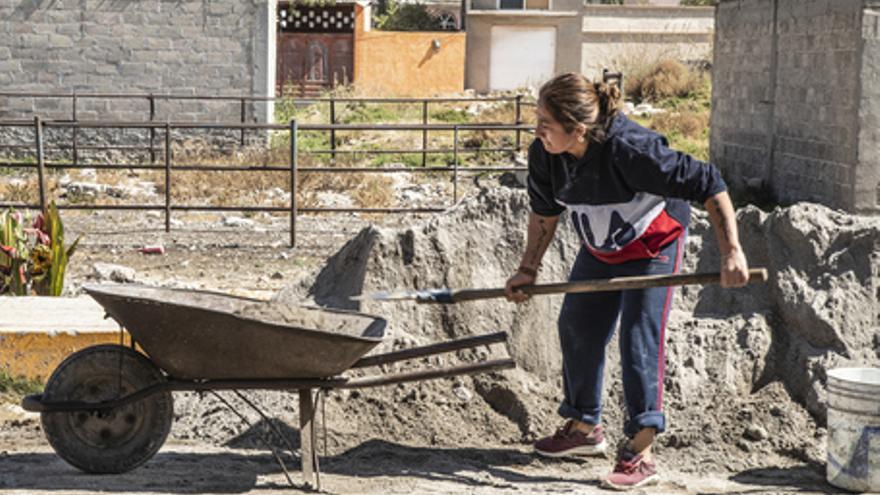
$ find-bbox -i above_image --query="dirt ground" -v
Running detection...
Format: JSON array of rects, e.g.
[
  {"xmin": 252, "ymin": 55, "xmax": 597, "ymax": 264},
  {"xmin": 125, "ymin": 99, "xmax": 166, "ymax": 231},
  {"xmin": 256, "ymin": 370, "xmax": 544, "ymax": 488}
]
[
  {"xmin": 0, "ymin": 400, "xmax": 833, "ymax": 495},
  {"xmin": 0, "ymin": 198, "xmax": 851, "ymax": 494}
]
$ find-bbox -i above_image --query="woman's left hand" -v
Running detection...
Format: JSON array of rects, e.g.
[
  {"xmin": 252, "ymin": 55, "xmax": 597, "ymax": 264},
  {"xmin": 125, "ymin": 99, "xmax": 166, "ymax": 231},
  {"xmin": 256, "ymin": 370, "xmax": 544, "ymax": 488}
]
[{"xmin": 720, "ymin": 247, "xmax": 749, "ymax": 288}]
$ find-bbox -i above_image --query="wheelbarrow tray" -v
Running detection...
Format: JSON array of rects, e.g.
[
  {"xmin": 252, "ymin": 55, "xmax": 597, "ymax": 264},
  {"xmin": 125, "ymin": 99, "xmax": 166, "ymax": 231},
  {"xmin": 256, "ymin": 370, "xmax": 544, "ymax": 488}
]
[{"xmin": 82, "ymin": 284, "xmax": 386, "ymax": 380}]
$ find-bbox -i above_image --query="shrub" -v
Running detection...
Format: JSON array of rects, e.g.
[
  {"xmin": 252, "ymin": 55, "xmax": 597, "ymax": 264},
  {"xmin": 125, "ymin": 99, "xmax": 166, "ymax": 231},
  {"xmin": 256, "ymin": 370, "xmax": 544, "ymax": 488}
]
[
  {"xmin": 625, "ymin": 59, "xmax": 704, "ymax": 103},
  {"xmin": 373, "ymin": 0, "xmax": 444, "ymax": 31}
]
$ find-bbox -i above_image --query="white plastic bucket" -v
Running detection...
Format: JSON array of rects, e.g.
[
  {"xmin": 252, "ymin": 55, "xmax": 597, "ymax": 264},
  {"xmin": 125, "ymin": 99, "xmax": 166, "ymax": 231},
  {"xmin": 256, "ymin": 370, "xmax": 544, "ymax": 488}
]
[{"xmin": 826, "ymin": 367, "xmax": 880, "ymax": 492}]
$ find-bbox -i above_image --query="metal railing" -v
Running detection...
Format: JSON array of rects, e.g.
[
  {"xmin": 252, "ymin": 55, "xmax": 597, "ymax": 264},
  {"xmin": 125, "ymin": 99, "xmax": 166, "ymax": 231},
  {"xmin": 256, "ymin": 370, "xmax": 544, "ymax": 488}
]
[
  {"xmin": 0, "ymin": 92, "xmax": 531, "ymax": 167},
  {"xmin": 0, "ymin": 118, "xmax": 534, "ymax": 247}
]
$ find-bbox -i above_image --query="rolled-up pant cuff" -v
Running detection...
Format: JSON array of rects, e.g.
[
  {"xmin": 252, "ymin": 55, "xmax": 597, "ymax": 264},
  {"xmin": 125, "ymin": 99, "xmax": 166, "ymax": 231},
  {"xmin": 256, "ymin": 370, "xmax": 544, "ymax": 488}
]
[
  {"xmin": 558, "ymin": 401, "xmax": 601, "ymax": 426},
  {"xmin": 625, "ymin": 411, "xmax": 665, "ymax": 437}
]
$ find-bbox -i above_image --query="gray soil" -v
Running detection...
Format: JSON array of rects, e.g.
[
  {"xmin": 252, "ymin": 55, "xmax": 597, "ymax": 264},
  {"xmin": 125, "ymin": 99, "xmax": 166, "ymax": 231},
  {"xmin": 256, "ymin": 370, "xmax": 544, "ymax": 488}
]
[{"xmin": 1, "ymin": 183, "xmax": 878, "ymax": 494}]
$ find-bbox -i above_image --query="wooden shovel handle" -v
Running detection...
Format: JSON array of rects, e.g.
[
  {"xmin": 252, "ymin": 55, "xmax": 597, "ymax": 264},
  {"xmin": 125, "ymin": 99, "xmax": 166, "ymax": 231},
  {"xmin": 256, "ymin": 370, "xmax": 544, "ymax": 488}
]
[{"xmin": 448, "ymin": 268, "xmax": 769, "ymax": 303}]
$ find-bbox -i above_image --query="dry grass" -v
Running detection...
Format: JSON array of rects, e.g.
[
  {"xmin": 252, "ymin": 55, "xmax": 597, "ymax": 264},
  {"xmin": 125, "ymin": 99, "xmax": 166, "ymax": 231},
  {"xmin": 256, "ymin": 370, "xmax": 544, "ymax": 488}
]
[
  {"xmin": 142, "ymin": 138, "xmax": 396, "ymax": 209},
  {"xmin": 626, "ymin": 59, "xmax": 705, "ymax": 103},
  {"xmin": 646, "ymin": 109, "xmax": 710, "ymax": 141},
  {"xmin": 0, "ymin": 180, "xmax": 33, "ymax": 204},
  {"xmin": 0, "ymin": 176, "xmax": 60, "ymax": 205}
]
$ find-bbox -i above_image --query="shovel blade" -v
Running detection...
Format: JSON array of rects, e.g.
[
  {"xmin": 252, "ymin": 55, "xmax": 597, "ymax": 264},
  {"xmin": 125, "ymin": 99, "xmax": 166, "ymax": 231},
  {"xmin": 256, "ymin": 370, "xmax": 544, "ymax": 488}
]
[{"xmin": 349, "ymin": 288, "xmax": 454, "ymax": 303}]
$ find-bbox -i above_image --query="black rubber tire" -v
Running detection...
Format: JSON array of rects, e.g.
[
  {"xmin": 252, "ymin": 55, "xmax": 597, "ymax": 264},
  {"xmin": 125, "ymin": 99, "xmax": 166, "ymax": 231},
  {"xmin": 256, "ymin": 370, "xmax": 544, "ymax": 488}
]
[{"xmin": 40, "ymin": 344, "xmax": 173, "ymax": 474}]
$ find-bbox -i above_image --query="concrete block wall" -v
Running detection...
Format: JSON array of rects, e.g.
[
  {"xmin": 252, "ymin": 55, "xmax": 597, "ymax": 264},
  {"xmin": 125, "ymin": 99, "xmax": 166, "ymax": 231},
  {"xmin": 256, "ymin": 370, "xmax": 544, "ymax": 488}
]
[
  {"xmin": 0, "ymin": 0, "xmax": 275, "ymax": 123},
  {"xmin": 710, "ymin": 0, "xmax": 778, "ymax": 191},
  {"xmin": 711, "ymin": 0, "xmax": 880, "ymax": 212},
  {"xmin": 858, "ymin": 6, "xmax": 880, "ymax": 209}
]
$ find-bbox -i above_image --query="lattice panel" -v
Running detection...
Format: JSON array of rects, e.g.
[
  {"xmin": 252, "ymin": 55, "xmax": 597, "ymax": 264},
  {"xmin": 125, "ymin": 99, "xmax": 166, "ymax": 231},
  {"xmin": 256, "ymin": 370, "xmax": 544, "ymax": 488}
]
[{"xmin": 278, "ymin": 4, "xmax": 355, "ymax": 34}]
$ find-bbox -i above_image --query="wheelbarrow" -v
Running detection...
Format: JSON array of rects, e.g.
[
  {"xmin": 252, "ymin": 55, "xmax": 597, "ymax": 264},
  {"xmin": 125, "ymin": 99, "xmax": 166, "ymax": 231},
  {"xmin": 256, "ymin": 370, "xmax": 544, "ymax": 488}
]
[{"xmin": 21, "ymin": 283, "xmax": 516, "ymax": 488}]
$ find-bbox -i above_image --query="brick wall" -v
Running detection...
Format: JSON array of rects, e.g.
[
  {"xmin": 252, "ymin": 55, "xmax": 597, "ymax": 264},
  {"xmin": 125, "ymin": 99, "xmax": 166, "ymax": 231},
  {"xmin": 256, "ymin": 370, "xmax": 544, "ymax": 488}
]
[
  {"xmin": 711, "ymin": 0, "xmax": 879, "ymax": 212},
  {"xmin": 0, "ymin": 0, "xmax": 275, "ymax": 123}
]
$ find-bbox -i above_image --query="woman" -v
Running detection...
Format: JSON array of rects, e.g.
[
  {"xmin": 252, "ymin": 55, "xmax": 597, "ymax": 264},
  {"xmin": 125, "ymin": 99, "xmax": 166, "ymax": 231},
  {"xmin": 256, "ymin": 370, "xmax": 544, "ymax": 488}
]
[{"xmin": 504, "ymin": 73, "xmax": 749, "ymax": 490}]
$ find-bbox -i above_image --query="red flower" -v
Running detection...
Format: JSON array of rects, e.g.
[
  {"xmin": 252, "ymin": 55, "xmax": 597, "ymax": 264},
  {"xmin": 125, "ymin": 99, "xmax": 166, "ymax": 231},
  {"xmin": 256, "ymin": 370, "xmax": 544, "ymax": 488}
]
[{"xmin": 30, "ymin": 214, "xmax": 50, "ymax": 245}]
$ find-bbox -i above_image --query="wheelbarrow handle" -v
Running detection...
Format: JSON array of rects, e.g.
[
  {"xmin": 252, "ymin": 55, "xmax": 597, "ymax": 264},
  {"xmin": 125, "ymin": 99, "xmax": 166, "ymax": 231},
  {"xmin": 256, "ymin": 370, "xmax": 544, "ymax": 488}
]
[{"xmin": 444, "ymin": 268, "xmax": 769, "ymax": 304}]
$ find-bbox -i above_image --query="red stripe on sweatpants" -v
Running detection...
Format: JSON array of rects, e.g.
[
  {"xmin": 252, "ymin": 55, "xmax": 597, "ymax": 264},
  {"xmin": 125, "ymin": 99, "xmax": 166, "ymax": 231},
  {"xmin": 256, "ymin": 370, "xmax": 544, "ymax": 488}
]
[{"xmin": 656, "ymin": 234, "xmax": 684, "ymax": 409}]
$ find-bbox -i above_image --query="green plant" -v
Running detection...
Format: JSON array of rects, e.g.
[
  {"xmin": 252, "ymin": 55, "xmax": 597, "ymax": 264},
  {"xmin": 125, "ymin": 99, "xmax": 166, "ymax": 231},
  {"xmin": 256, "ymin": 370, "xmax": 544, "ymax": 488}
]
[
  {"xmin": 373, "ymin": 0, "xmax": 443, "ymax": 31},
  {"xmin": 0, "ymin": 209, "xmax": 30, "ymax": 295},
  {"xmin": 0, "ymin": 369, "xmax": 43, "ymax": 396},
  {"xmin": 370, "ymin": 152, "xmax": 424, "ymax": 168},
  {"xmin": 33, "ymin": 203, "xmax": 81, "ymax": 296},
  {"xmin": 339, "ymin": 103, "xmax": 404, "ymax": 124},
  {"xmin": 0, "ymin": 203, "xmax": 81, "ymax": 296},
  {"xmin": 430, "ymin": 108, "xmax": 470, "ymax": 124}
]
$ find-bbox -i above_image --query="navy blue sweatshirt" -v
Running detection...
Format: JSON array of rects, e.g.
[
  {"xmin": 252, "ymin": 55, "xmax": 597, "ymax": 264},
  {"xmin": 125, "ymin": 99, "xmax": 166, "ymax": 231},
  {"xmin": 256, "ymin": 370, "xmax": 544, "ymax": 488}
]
[{"xmin": 527, "ymin": 113, "xmax": 726, "ymax": 263}]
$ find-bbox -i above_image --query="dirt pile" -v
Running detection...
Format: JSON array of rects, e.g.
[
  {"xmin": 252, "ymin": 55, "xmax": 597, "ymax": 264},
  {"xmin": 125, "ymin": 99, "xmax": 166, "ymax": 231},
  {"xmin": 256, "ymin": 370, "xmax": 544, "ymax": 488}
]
[{"xmin": 173, "ymin": 186, "xmax": 878, "ymax": 476}]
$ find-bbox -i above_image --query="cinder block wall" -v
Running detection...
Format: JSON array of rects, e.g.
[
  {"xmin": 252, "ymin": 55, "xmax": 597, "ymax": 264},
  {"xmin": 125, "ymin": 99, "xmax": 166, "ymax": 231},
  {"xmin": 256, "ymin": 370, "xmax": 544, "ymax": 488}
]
[
  {"xmin": 0, "ymin": 0, "xmax": 275, "ymax": 123},
  {"xmin": 711, "ymin": 0, "xmax": 879, "ymax": 212}
]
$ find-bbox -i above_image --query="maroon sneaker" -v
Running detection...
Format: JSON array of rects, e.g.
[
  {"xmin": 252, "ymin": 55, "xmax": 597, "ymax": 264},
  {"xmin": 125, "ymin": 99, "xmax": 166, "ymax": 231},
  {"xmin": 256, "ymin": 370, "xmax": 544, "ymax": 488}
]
[
  {"xmin": 534, "ymin": 421, "xmax": 607, "ymax": 458},
  {"xmin": 602, "ymin": 447, "xmax": 659, "ymax": 490}
]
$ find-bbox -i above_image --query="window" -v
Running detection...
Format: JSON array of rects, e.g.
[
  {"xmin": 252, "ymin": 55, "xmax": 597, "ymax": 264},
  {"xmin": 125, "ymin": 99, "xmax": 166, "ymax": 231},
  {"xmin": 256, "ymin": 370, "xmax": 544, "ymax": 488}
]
[{"xmin": 497, "ymin": 0, "xmax": 550, "ymax": 10}]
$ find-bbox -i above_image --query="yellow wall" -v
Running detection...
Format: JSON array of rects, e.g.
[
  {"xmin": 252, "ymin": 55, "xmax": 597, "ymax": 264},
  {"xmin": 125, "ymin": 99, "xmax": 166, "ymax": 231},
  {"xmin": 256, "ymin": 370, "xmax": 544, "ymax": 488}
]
[
  {"xmin": 354, "ymin": 9, "xmax": 465, "ymax": 96},
  {"xmin": 1, "ymin": 332, "xmax": 133, "ymax": 382}
]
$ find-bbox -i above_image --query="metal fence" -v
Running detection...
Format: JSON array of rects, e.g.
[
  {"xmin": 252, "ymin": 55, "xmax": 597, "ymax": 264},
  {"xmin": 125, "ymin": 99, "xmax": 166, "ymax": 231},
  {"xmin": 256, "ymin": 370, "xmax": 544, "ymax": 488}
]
[
  {"xmin": 0, "ymin": 117, "xmax": 533, "ymax": 247},
  {"xmin": 0, "ymin": 92, "xmax": 531, "ymax": 166}
]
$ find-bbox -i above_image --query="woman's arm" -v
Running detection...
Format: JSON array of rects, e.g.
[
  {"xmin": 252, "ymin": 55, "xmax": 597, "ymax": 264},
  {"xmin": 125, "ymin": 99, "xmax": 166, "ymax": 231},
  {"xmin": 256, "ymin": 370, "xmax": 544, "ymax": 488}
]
[
  {"xmin": 704, "ymin": 190, "xmax": 749, "ymax": 288},
  {"xmin": 504, "ymin": 212, "xmax": 560, "ymax": 302},
  {"xmin": 522, "ymin": 212, "xmax": 560, "ymax": 271}
]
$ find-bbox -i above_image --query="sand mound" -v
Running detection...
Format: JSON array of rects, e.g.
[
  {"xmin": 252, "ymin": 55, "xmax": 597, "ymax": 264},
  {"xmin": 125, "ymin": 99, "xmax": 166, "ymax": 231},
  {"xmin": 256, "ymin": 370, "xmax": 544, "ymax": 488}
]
[{"xmin": 173, "ymin": 186, "xmax": 878, "ymax": 475}]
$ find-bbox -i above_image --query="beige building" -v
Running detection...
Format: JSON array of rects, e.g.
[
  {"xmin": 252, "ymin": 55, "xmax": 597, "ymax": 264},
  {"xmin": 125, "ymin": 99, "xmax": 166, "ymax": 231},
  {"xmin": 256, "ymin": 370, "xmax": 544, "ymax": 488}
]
[{"xmin": 465, "ymin": 1, "xmax": 714, "ymax": 92}]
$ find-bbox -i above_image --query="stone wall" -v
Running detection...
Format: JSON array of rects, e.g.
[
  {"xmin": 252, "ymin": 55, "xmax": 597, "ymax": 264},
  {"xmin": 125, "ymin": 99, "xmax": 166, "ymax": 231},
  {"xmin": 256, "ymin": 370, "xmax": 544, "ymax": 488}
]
[
  {"xmin": 0, "ymin": 0, "xmax": 275, "ymax": 123},
  {"xmin": 711, "ymin": 0, "xmax": 880, "ymax": 212}
]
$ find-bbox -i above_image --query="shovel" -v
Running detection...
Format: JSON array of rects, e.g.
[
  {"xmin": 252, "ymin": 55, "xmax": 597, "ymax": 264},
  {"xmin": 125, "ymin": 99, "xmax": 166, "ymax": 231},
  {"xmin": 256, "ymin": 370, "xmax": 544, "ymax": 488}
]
[{"xmin": 351, "ymin": 268, "xmax": 769, "ymax": 304}]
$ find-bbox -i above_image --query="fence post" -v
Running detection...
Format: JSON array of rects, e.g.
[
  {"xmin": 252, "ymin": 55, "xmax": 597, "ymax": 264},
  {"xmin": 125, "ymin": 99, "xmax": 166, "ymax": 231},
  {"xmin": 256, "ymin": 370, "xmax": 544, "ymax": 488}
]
[
  {"xmin": 422, "ymin": 100, "xmax": 428, "ymax": 167},
  {"xmin": 149, "ymin": 94, "xmax": 156, "ymax": 164},
  {"xmin": 452, "ymin": 124, "xmax": 458, "ymax": 204},
  {"xmin": 34, "ymin": 116, "xmax": 47, "ymax": 212},
  {"xmin": 240, "ymin": 98, "xmax": 246, "ymax": 147},
  {"xmin": 329, "ymin": 98, "xmax": 336, "ymax": 162},
  {"xmin": 164, "ymin": 122, "xmax": 171, "ymax": 233},
  {"xmin": 514, "ymin": 94, "xmax": 522, "ymax": 155},
  {"xmin": 289, "ymin": 119, "xmax": 298, "ymax": 248},
  {"xmin": 72, "ymin": 92, "xmax": 78, "ymax": 167}
]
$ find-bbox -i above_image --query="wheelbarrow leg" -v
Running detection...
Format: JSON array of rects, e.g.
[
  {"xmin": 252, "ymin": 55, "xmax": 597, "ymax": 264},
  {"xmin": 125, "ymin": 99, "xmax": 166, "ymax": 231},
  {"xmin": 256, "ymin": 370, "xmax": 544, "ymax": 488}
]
[{"xmin": 299, "ymin": 388, "xmax": 319, "ymax": 490}]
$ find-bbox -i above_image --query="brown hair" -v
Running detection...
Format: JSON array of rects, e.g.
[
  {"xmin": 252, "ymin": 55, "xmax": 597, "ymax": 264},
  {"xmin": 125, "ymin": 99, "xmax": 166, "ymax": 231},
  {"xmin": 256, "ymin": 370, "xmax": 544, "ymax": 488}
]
[{"xmin": 538, "ymin": 73, "xmax": 623, "ymax": 143}]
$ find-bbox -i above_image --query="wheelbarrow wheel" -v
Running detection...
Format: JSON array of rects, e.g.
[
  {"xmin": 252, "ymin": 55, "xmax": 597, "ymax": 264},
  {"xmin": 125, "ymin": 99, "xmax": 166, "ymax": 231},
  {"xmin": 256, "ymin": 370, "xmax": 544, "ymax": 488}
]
[{"xmin": 40, "ymin": 344, "xmax": 173, "ymax": 474}]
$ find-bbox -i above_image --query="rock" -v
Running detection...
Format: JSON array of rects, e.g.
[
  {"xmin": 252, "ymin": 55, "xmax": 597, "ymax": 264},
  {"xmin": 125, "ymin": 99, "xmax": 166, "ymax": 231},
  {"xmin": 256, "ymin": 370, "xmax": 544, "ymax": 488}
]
[
  {"xmin": 453, "ymin": 384, "xmax": 473, "ymax": 402},
  {"xmin": 91, "ymin": 262, "xmax": 136, "ymax": 283},
  {"xmin": 222, "ymin": 216, "xmax": 255, "ymax": 228},
  {"xmin": 271, "ymin": 271, "xmax": 284, "ymax": 280},
  {"xmin": 744, "ymin": 423, "xmax": 768, "ymax": 442}
]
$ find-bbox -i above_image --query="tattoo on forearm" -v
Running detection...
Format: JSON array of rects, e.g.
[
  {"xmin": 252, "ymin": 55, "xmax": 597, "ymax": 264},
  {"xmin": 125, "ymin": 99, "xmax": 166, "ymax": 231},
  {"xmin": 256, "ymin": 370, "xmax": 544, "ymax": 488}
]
[
  {"xmin": 528, "ymin": 218, "xmax": 548, "ymax": 266},
  {"xmin": 712, "ymin": 198, "xmax": 731, "ymax": 245},
  {"xmin": 526, "ymin": 217, "xmax": 551, "ymax": 267}
]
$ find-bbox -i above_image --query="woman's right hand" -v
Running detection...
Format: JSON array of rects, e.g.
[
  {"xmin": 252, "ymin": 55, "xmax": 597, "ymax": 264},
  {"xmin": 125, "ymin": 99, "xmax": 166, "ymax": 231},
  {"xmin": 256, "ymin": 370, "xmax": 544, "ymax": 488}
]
[{"xmin": 504, "ymin": 271, "xmax": 535, "ymax": 303}]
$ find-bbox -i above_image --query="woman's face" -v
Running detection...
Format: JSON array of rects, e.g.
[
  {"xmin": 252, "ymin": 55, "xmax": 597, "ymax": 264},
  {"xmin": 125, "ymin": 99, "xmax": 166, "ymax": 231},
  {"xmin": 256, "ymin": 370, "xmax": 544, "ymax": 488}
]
[{"xmin": 535, "ymin": 105, "xmax": 584, "ymax": 155}]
